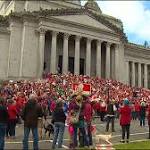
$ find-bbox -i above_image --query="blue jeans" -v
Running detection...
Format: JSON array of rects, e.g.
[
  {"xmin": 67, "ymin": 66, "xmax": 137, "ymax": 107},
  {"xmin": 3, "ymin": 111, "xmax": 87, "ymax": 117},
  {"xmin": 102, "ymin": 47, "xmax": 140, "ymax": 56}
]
[
  {"xmin": 52, "ymin": 122, "xmax": 65, "ymax": 149},
  {"xmin": 23, "ymin": 127, "xmax": 39, "ymax": 150},
  {"xmin": 85, "ymin": 122, "xmax": 93, "ymax": 146},
  {"xmin": 0, "ymin": 123, "xmax": 6, "ymax": 150}
]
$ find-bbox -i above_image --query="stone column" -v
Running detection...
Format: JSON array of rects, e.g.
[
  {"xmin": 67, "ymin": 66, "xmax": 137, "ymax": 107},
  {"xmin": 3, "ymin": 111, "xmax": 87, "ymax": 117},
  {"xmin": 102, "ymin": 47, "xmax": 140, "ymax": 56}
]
[
  {"xmin": 74, "ymin": 35, "xmax": 81, "ymax": 75},
  {"xmin": 86, "ymin": 38, "xmax": 92, "ymax": 76},
  {"xmin": 50, "ymin": 31, "xmax": 58, "ymax": 74},
  {"xmin": 19, "ymin": 23, "xmax": 26, "ymax": 77},
  {"xmin": 144, "ymin": 64, "xmax": 148, "ymax": 88},
  {"xmin": 62, "ymin": 33, "xmax": 70, "ymax": 74},
  {"xmin": 138, "ymin": 63, "xmax": 141, "ymax": 87},
  {"xmin": 96, "ymin": 40, "xmax": 102, "ymax": 77},
  {"xmin": 106, "ymin": 42, "xmax": 111, "ymax": 79},
  {"xmin": 38, "ymin": 28, "xmax": 46, "ymax": 77},
  {"xmin": 126, "ymin": 61, "xmax": 129, "ymax": 85},
  {"xmin": 114, "ymin": 44, "xmax": 119, "ymax": 80},
  {"xmin": 131, "ymin": 61, "xmax": 135, "ymax": 87}
]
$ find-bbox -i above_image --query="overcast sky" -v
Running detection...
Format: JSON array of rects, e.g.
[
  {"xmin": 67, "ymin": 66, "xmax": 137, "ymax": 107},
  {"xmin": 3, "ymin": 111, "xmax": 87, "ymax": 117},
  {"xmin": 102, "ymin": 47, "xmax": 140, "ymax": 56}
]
[{"xmin": 81, "ymin": 1, "xmax": 150, "ymax": 45}]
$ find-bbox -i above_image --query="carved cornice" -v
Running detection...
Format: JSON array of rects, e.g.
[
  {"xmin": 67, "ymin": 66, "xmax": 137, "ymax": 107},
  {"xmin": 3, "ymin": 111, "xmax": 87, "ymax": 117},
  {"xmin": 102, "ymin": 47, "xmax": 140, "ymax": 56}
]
[
  {"xmin": 9, "ymin": 11, "xmax": 38, "ymax": 23},
  {"xmin": 0, "ymin": 15, "xmax": 9, "ymax": 27},
  {"xmin": 17, "ymin": 8, "xmax": 127, "ymax": 42},
  {"xmin": 125, "ymin": 52, "xmax": 150, "ymax": 60},
  {"xmin": 126, "ymin": 42, "xmax": 150, "ymax": 51},
  {"xmin": 5, "ymin": 8, "xmax": 128, "ymax": 42},
  {"xmin": 8, "ymin": 8, "xmax": 121, "ymax": 30},
  {"xmin": 0, "ymin": 27, "xmax": 10, "ymax": 34},
  {"xmin": 125, "ymin": 43, "xmax": 150, "ymax": 60},
  {"xmin": 102, "ymin": 13, "xmax": 122, "ymax": 24}
]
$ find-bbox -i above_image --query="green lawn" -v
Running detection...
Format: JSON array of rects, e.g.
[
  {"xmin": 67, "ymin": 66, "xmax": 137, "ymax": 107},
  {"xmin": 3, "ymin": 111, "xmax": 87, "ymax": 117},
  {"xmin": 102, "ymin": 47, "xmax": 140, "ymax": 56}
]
[{"xmin": 114, "ymin": 141, "xmax": 150, "ymax": 149}]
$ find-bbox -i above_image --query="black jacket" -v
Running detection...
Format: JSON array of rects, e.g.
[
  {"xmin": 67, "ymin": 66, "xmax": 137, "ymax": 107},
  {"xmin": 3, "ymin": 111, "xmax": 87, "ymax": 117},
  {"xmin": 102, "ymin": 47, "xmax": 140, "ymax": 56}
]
[
  {"xmin": 52, "ymin": 108, "xmax": 66, "ymax": 124},
  {"xmin": 139, "ymin": 106, "xmax": 146, "ymax": 117},
  {"xmin": 107, "ymin": 103, "xmax": 115, "ymax": 115},
  {"xmin": 0, "ymin": 105, "xmax": 9, "ymax": 123}
]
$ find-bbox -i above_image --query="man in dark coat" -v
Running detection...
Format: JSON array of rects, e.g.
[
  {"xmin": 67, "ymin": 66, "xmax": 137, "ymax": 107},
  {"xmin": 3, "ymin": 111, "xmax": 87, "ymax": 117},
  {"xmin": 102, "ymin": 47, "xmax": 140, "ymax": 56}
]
[
  {"xmin": 21, "ymin": 94, "xmax": 43, "ymax": 150},
  {"xmin": 0, "ymin": 98, "xmax": 9, "ymax": 150}
]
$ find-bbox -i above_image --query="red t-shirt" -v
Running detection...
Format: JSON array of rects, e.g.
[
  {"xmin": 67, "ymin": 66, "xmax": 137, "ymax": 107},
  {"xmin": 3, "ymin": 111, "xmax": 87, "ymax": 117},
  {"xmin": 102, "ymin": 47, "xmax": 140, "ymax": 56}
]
[
  {"xmin": 119, "ymin": 105, "xmax": 131, "ymax": 126},
  {"xmin": 8, "ymin": 104, "xmax": 18, "ymax": 120}
]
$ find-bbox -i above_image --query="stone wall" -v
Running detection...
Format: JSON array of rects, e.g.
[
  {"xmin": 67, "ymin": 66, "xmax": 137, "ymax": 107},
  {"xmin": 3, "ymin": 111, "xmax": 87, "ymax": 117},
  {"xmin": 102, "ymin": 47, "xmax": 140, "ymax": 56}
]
[
  {"xmin": 7, "ymin": 21, "xmax": 22, "ymax": 78},
  {"xmin": 21, "ymin": 22, "xmax": 39, "ymax": 78},
  {"xmin": 0, "ymin": 31, "xmax": 10, "ymax": 79}
]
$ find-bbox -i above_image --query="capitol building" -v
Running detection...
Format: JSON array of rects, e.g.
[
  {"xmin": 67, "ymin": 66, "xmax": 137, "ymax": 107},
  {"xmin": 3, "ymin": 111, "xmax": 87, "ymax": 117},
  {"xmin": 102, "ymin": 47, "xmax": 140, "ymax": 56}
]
[{"xmin": 0, "ymin": 0, "xmax": 150, "ymax": 89}]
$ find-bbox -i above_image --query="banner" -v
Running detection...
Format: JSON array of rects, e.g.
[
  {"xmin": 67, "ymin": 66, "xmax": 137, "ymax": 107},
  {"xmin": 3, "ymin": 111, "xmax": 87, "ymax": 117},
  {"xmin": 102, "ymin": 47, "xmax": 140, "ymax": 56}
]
[{"xmin": 72, "ymin": 83, "xmax": 91, "ymax": 95}]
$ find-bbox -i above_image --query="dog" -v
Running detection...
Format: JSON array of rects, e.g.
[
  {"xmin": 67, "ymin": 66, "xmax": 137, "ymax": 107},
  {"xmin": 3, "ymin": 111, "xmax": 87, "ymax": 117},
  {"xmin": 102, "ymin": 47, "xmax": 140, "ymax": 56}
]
[
  {"xmin": 95, "ymin": 134, "xmax": 112, "ymax": 145},
  {"xmin": 44, "ymin": 123, "xmax": 54, "ymax": 139}
]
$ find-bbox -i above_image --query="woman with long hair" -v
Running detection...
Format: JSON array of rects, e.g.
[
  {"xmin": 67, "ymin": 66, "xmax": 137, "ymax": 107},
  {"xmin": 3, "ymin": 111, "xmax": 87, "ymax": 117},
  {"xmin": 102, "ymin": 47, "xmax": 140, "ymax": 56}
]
[{"xmin": 51, "ymin": 101, "xmax": 66, "ymax": 149}]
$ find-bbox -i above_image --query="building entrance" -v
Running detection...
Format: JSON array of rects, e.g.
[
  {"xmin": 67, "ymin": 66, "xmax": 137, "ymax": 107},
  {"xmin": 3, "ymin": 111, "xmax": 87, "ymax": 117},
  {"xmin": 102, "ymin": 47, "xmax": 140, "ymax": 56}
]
[
  {"xmin": 69, "ymin": 57, "xmax": 74, "ymax": 73},
  {"xmin": 80, "ymin": 58, "xmax": 84, "ymax": 75}
]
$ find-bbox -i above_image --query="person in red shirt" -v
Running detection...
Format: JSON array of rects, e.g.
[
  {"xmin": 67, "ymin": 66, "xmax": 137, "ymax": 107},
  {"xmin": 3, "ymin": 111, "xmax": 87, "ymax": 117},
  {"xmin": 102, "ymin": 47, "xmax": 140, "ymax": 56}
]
[
  {"xmin": 147, "ymin": 103, "xmax": 150, "ymax": 139},
  {"xmin": 83, "ymin": 99, "xmax": 93, "ymax": 146},
  {"xmin": 92, "ymin": 101, "xmax": 100, "ymax": 116},
  {"xmin": 16, "ymin": 92, "xmax": 26, "ymax": 113},
  {"xmin": 6, "ymin": 99, "xmax": 18, "ymax": 138},
  {"xmin": 134, "ymin": 102, "xmax": 140, "ymax": 120},
  {"xmin": 50, "ymin": 100, "xmax": 56, "ymax": 113},
  {"xmin": 119, "ymin": 98, "xmax": 131, "ymax": 143}
]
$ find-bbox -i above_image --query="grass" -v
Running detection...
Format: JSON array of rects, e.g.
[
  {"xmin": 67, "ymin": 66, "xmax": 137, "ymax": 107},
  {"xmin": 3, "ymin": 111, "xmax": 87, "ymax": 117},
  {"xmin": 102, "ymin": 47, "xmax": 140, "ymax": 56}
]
[{"xmin": 114, "ymin": 141, "xmax": 150, "ymax": 149}]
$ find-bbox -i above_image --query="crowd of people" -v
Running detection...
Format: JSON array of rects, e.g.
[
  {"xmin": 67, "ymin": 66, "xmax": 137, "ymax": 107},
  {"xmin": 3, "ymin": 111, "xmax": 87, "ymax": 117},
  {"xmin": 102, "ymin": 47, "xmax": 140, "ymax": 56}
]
[{"xmin": 0, "ymin": 73, "xmax": 150, "ymax": 149}]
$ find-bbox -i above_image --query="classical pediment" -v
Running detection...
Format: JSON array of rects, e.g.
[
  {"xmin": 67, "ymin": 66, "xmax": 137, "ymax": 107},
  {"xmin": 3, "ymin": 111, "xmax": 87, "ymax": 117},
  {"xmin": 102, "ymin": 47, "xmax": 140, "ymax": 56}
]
[
  {"xmin": 52, "ymin": 14, "xmax": 115, "ymax": 32},
  {"xmin": 8, "ymin": 8, "xmax": 127, "ymax": 41}
]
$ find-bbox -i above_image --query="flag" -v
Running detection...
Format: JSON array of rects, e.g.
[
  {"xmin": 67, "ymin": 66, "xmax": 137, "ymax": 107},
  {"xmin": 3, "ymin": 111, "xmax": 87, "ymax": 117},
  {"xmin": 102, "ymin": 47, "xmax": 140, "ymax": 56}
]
[{"xmin": 72, "ymin": 83, "xmax": 91, "ymax": 95}]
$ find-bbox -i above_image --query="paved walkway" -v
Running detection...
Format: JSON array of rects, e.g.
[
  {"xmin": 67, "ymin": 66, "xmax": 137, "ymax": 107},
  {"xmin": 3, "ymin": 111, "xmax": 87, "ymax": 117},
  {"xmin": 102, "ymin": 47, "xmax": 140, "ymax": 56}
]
[{"xmin": 5, "ymin": 118, "xmax": 150, "ymax": 149}]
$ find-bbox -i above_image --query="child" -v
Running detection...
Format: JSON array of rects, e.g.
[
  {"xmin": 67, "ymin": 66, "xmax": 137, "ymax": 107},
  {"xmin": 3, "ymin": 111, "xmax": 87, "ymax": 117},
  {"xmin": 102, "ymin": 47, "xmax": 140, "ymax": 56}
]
[{"xmin": 67, "ymin": 110, "xmax": 79, "ymax": 149}]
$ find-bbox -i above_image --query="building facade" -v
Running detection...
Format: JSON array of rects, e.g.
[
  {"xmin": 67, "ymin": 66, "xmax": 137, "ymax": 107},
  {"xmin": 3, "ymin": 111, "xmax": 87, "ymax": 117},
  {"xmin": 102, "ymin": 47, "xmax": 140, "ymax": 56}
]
[{"xmin": 0, "ymin": 0, "xmax": 150, "ymax": 89}]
